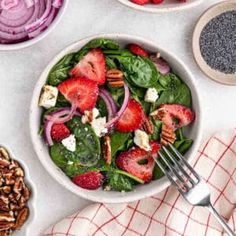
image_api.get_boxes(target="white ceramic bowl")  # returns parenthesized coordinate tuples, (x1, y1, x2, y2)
(117, 0, 203, 13)
(0, 0, 68, 51)
(30, 33, 202, 203)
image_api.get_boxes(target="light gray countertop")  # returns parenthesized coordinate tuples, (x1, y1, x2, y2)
(0, 0, 235, 235)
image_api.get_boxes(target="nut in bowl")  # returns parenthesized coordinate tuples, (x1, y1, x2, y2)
(117, 0, 203, 13)
(30, 34, 202, 203)
(0, 146, 34, 236)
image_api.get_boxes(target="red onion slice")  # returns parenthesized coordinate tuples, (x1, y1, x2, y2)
(0, 0, 63, 44)
(105, 83, 130, 129)
(99, 89, 117, 121)
(150, 55, 170, 75)
(45, 104, 80, 124)
(44, 119, 54, 146)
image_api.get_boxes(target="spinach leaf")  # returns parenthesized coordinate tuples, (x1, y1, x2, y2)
(66, 118, 101, 166)
(74, 38, 119, 62)
(115, 55, 159, 88)
(174, 128, 193, 154)
(150, 119, 162, 141)
(106, 57, 117, 70)
(47, 53, 75, 86)
(96, 97, 108, 117)
(153, 165, 164, 180)
(156, 82, 191, 108)
(110, 132, 131, 157)
(105, 172, 133, 192)
(154, 73, 192, 108)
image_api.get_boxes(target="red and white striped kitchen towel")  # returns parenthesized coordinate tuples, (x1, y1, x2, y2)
(44, 128, 236, 236)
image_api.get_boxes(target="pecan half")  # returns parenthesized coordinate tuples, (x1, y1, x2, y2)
(0, 148, 10, 161)
(161, 124, 176, 146)
(142, 116, 154, 135)
(150, 108, 167, 120)
(0, 212, 15, 222)
(106, 69, 124, 88)
(0, 222, 15, 231)
(14, 207, 29, 230)
(102, 136, 112, 165)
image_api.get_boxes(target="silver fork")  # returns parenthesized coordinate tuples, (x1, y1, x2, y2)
(155, 144, 236, 236)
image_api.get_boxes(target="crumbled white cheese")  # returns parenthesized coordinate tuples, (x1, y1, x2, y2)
(39, 85, 58, 109)
(62, 135, 76, 152)
(81, 108, 100, 124)
(134, 129, 151, 151)
(67, 161, 74, 165)
(144, 88, 159, 103)
(91, 117, 108, 137)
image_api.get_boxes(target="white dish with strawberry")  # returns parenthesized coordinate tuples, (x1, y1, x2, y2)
(30, 34, 202, 203)
(117, 0, 203, 13)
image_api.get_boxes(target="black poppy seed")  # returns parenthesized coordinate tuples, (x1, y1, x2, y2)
(199, 10, 236, 75)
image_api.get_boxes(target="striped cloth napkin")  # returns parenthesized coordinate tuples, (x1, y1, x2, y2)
(43, 128, 236, 236)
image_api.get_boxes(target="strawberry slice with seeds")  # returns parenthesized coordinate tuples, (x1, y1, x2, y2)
(116, 141, 160, 182)
(131, 0, 150, 5)
(58, 77, 98, 113)
(153, 104, 195, 130)
(73, 171, 104, 190)
(51, 123, 70, 142)
(70, 49, 106, 85)
(116, 99, 144, 133)
(151, 0, 164, 4)
(128, 43, 149, 57)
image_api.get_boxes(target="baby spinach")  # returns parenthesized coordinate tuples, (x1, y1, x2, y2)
(174, 129, 193, 154)
(66, 118, 101, 166)
(155, 74, 191, 108)
(150, 119, 162, 141)
(110, 132, 131, 157)
(74, 38, 119, 62)
(105, 172, 133, 192)
(47, 53, 75, 86)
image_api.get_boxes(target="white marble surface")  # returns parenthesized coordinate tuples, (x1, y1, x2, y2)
(0, 0, 235, 235)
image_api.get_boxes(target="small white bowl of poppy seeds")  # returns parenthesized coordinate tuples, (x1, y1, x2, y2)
(192, 0, 236, 85)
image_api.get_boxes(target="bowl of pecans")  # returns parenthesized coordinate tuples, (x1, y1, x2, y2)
(0, 147, 34, 236)
(116, 0, 203, 13)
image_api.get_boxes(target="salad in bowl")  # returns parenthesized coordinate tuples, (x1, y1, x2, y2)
(30, 34, 201, 203)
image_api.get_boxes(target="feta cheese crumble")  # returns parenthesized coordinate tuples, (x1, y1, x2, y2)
(39, 85, 58, 109)
(144, 88, 159, 103)
(134, 129, 151, 151)
(61, 135, 76, 152)
(91, 117, 108, 137)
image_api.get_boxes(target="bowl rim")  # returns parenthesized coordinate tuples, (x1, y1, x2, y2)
(116, 0, 204, 13)
(0, 0, 68, 51)
(30, 33, 202, 203)
(0, 145, 36, 235)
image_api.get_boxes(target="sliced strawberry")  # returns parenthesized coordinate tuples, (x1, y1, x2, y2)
(154, 104, 195, 130)
(51, 123, 70, 142)
(116, 99, 144, 133)
(116, 141, 160, 182)
(151, 0, 164, 4)
(128, 43, 149, 57)
(70, 49, 106, 85)
(131, 0, 150, 5)
(73, 171, 104, 190)
(58, 77, 98, 113)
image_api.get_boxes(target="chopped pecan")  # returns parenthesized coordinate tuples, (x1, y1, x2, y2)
(0, 148, 10, 161)
(150, 108, 167, 120)
(14, 207, 29, 230)
(22, 186, 30, 202)
(0, 212, 15, 222)
(0, 222, 15, 231)
(1, 186, 11, 195)
(0, 198, 9, 212)
(161, 124, 176, 146)
(102, 136, 112, 165)
(13, 178, 23, 194)
(142, 116, 154, 135)
(106, 69, 124, 88)
(0, 230, 8, 236)
(14, 168, 24, 177)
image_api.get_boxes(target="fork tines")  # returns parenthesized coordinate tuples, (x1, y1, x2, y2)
(155, 144, 200, 193)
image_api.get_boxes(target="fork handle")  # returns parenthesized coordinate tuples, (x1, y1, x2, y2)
(207, 203, 236, 236)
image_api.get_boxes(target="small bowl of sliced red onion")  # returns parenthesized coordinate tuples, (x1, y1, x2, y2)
(116, 0, 203, 13)
(0, 0, 68, 51)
